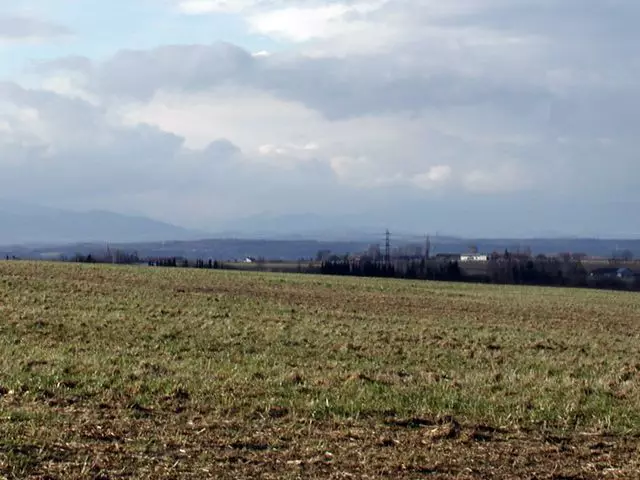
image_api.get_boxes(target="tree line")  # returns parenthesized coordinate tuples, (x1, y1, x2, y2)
(26, 244, 640, 292)
(320, 252, 640, 291)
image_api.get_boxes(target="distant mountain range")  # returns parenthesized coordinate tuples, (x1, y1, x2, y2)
(0, 201, 205, 245)
(0, 201, 639, 259)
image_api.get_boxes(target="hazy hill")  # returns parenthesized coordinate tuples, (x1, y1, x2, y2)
(12, 238, 369, 262)
(5, 237, 640, 263)
(1, 203, 639, 260)
(0, 201, 205, 245)
(213, 213, 388, 241)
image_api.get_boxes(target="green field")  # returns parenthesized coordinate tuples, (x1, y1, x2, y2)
(1, 262, 640, 478)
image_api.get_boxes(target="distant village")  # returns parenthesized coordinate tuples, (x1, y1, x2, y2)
(314, 239, 640, 291)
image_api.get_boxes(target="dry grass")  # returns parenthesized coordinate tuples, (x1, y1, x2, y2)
(1, 261, 640, 478)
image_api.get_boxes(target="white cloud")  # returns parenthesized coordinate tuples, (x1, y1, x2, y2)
(247, 2, 383, 42)
(177, 0, 255, 14)
(117, 87, 322, 150)
(38, 74, 99, 105)
(116, 85, 481, 191)
(258, 141, 319, 156)
(258, 144, 284, 155)
(411, 165, 453, 190)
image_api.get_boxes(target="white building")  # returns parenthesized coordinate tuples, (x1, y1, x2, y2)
(460, 254, 489, 262)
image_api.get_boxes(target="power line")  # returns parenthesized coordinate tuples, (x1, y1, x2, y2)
(384, 229, 391, 266)
(425, 234, 431, 260)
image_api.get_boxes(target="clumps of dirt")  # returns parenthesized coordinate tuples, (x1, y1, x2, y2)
(336, 342, 364, 353)
(0, 443, 74, 478)
(378, 436, 399, 447)
(268, 406, 289, 419)
(172, 387, 190, 402)
(140, 362, 172, 376)
(127, 402, 153, 417)
(400, 465, 444, 475)
(58, 379, 79, 389)
(159, 386, 191, 414)
(435, 339, 462, 349)
(589, 441, 615, 452)
(387, 416, 505, 444)
(605, 363, 640, 399)
(532, 341, 555, 351)
(251, 405, 290, 420)
(175, 287, 218, 295)
(345, 372, 391, 386)
(230, 441, 270, 451)
(82, 426, 123, 443)
(22, 359, 48, 372)
(287, 371, 305, 385)
(35, 389, 56, 401)
(463, 424, 505, 443)
(543, 434, 572, 451)
(530, 339, 568, 351)
(386, 417, 435, 428)
(618, 363, 640, 382)
(419, 371, 449, 383)
(424, 417, 461, 441)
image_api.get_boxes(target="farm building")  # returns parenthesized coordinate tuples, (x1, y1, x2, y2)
(460, 254, 489, 262)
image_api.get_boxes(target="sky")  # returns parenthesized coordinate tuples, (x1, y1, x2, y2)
(0, 0, 639, 237)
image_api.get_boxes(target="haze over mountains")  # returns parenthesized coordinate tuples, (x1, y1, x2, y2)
(0, 201, 204, 245)
(0, 201, 385, 245)
(0, 201, 576, 246)
(1, 201, 640, 260)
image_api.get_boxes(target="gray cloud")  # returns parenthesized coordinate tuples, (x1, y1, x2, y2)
(41, 42, 552, 121)
(39, 36, 639, 148)
(0, 85, 181, 198)
(0, 81, 350, 225)
(96, 43, 254, 101)
(0, 16, 71, 40)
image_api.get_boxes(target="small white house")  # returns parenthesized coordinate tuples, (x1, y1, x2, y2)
(460, 254, 489, 262)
